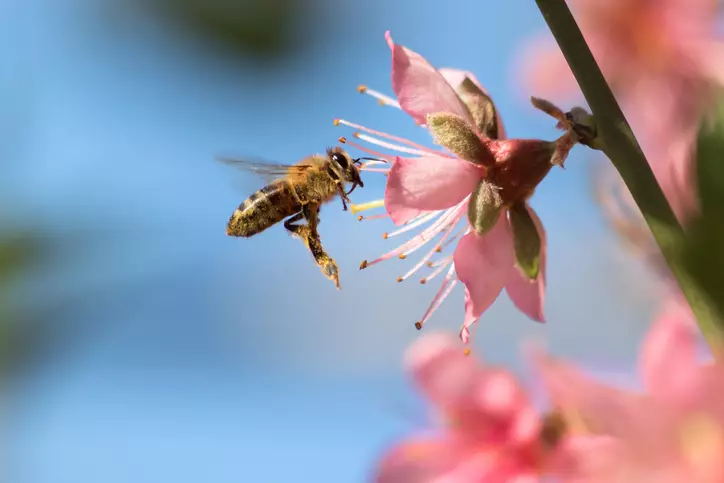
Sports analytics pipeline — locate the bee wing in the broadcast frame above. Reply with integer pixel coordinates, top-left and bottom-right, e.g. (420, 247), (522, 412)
(217, 155), (314, 184)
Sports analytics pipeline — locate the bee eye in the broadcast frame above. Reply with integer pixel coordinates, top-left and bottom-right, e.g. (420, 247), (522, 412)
(332, 153), (349, 169)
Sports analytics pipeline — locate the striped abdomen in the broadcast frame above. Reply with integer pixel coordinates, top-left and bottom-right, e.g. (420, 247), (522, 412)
(226, 181), (301, 237)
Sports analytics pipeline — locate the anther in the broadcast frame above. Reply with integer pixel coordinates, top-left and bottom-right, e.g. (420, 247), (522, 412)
(414, 322), (422, 330)
(382, 232), (388, 239)
(435, 246), (442, 253)
(360, 260), (368, 269)
(353, 131), (361, 138)
(397, 276), (403, 283)
(357, 215), (364, 221)
(338, 136), (347, 144)
(378, 99), (386, 106)
(333, 119), (340, 126)
(464, 348), (471, 356)
(427, 261), (434, 268)
(399, 254), (407, 260)
(357, 85), (367, 93)
(420, 278), (426, 284)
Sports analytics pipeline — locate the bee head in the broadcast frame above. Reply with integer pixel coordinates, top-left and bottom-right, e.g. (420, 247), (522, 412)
(328, 147), (387, 197)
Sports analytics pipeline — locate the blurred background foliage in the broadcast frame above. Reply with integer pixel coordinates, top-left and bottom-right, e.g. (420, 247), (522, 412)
(137, 0), (318, 60)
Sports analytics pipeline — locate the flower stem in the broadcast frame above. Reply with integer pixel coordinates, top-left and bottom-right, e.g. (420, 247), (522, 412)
(534, 0), (724, 347)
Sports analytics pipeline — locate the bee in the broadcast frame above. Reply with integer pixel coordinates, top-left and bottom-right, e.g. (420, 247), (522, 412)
(221, 146), (377, 289)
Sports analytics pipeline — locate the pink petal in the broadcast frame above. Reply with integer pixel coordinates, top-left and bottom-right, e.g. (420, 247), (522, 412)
(505, 205), (547, 322)
(639, 298), (699, 404)
(385, 155), (483, 225)
(438, 67), (507, 139)
(374, 437), (463, 483)
(515, 36), (579, 100)
(385, 31), (473, 126)
(454, 216), (515, 325)
(438, 68), (483, 92)
(404, 332), (482, 410)
(529, 349), (649, 441)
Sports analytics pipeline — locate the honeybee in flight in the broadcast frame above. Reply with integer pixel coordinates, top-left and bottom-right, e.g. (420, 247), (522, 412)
(222, 146), (378, 289)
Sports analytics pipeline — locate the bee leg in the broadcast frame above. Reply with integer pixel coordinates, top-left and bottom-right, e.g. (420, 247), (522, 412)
(336, 182), (351, 211)
(302, 204), (341, 289)
(283, 212), (305, 234)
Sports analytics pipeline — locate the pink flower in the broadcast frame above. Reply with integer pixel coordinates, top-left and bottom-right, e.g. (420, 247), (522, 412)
(519, 0), (724, 220)
(338, 32), (579, 343)
(374, 333), (556, 482)
(536, 302), (724, 482)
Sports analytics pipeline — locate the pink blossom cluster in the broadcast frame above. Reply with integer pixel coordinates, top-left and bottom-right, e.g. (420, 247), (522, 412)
(373, 312), (723, 482)
(333, 1), (724, 476)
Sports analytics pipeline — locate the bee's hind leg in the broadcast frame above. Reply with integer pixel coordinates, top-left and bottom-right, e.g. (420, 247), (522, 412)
(285, 205), (340, 289)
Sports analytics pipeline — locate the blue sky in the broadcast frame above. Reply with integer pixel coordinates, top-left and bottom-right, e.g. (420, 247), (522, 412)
(1, 0), (658, 481)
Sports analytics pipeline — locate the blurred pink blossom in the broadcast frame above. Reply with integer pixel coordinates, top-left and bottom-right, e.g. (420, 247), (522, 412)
(374, 333), (556, 483)
(340, 32), (580, 343)
(536, 301), (724, 482)
(519, 0), (724, 220)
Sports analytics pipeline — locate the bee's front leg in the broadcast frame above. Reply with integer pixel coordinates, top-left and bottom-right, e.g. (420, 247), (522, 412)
(336, 182), (351, 211)
(301, 204), (340, 289)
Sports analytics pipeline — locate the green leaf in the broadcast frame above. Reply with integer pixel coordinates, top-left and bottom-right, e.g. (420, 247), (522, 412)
(426, 113), (493, 166)
(509, 203), (541, 280)
(682, 91), (724, 325)
(458, 78), (500, 139)
(467, 179), (503, 235)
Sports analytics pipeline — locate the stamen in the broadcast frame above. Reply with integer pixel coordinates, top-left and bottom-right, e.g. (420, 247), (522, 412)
(350, 199), (385, 214)
(357, 85), (401, 108)
(339, 136), (395, 161)
(398, 212), (462, 282)
(397, 205), (464, 259)
(423, 256), (454, 282)
(335, 119), (445, 156)
(362, 213), (450, 268)
(355, 132), (432, 157)
(360, 160), (389, 168)
(359, 167), (391, 173)
(416, 268), (458, 330)
(358, 213), (389, 222)
(385, 212), (440, 238)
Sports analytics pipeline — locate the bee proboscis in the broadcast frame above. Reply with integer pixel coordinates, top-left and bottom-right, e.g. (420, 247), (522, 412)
(221, 146), (378, 289)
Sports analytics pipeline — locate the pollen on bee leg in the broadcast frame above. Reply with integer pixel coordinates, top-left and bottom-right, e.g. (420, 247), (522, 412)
(350, 199), (385, 214)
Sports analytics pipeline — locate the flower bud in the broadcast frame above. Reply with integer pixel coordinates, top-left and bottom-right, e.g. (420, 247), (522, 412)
(468, 179), (504, 235)
(427, 112), (494, 166)
(509, 202), (541, 279)
(458, 77), (500, 139)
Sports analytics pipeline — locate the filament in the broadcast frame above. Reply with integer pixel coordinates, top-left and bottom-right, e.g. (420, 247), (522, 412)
(335, 119), (445, 156)
(350, 199), (385, 214)
(357, 85), (401, 108)
(354, 132), (432, 157)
